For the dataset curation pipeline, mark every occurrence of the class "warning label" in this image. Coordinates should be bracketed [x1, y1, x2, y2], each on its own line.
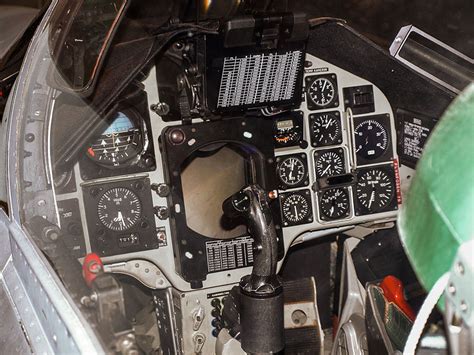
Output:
[206, 236, 254, 273]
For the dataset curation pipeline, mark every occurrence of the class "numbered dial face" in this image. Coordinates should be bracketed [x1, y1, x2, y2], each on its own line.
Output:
[311, 112, 342, 147]
[97, 187, 142, 231]
[315, 150, 345, 178]
[320, 188, 350, 220]
[277, 156, 307, 187]
[274, 118, 302, 147]
[356, 169, 394, 213]
[282, 193, 311, 225]
[354, 120, 388, 160]
[308, 77, 336, 107]
[87, 111, 144, 167]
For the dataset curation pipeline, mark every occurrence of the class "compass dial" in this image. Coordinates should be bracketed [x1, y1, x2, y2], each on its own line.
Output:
[310, 112, 342, 147]
[87, 110, 144, 167]
[319, 188, 350, 220]
[315, 149, 345, 178]
[354, 119, 388, 160]
[307, 77, 337, 108]
[97, 187, 142, 231]
[281, 192, 312, 226]
[277, 155, 308, 188]
[356, 169, 394, 213]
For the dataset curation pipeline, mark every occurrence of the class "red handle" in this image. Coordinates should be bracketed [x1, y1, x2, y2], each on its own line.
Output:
[82, 253, 104, 288]
[380, 275, 416, 321]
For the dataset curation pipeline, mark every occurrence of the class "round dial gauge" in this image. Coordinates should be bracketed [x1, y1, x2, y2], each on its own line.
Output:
[315, 150, 345, 178]
[320, 188, 350, 220]
[97, 187, 142, 231]
[356, 169, 394, 212]
[308, 77, 336, 107]
[277, 156, 307, 187]
[354, 120, 388, 160]
[274, 118, 302, 147]
[311, 112, 341, 147]
[282, 193, 310, 224]
[87, 110, 144, 167]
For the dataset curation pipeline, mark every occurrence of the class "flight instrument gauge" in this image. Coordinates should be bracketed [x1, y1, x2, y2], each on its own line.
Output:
[355, 168, 395, 214]
[314, 148, 346, 178]
[273, 113, 303, 148]
[310, 111, 342, 147]
[87, 109, 144, 167]
[276, 154, 309, 189]
[306, 74, 339, 110]
[280, 190, 313, 226]
[97, 187, 142, 231]
[354, 115, 391, 164]
[319, 188, 350, 221]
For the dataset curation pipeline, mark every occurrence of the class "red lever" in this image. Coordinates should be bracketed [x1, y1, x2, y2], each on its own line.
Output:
[380, 275, 416, 321]
[82, 253, 104, 288]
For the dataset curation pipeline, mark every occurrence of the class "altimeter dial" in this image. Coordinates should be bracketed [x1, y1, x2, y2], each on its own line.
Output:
[315, 149, 345, 178]
[277, 155, 308, 188]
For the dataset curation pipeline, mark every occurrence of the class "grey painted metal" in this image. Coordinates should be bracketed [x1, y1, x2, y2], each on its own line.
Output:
[0, 276, 33, 354]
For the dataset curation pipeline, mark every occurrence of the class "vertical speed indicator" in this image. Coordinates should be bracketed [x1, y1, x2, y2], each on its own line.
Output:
[97, 187, 142, 231]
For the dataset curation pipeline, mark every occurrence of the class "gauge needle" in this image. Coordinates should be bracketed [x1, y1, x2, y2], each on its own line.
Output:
[329, 206, 334, 216]
[321, 165, 331, 176]
[368, 191, 375, 209]
[116, 211, 125, 228]
[294, 206, 298, 219]
[324, 119, 333, 129]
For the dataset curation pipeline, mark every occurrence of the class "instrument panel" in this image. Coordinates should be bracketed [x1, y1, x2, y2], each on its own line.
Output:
[53, 53, 401, 292]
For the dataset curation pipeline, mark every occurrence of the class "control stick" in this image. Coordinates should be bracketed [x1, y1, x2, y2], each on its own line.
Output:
[222, 185, 284, 354]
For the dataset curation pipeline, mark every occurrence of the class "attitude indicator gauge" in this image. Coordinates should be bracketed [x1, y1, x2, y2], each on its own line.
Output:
[355, 168, 395, 214]
[306, 74, 339, 110]
[97, 187, 142, 231]
[280, 190, 313, 226]
[310, 111, 342, 147]
[87, 110, 144, 167]
[276, 154, 308, 189]
[319, 188, 350, 220]
[315, 149, 345, 178]
[273, 114, 303, 148]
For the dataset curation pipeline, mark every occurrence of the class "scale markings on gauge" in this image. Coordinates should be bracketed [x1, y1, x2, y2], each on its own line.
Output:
[97, 187, 142, 231]
[319, 188, 350, 220]
[280, 190, 313, 226]
[356, 168, 394, 213]
[315, 149, 345, 178]
[354, 119, 388, 160]
[310, 111, 342, 147]
[307, 76, 338, 108]
[277, 154, 308, 188]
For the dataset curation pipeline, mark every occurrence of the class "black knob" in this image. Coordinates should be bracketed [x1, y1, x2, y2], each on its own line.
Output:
[154, 206, 169, 220]
[151, 183, 170, 197]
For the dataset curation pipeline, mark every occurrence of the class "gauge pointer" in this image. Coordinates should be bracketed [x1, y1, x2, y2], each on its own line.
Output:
[321, 165, 331, 176]
[368, 191, 375, 209]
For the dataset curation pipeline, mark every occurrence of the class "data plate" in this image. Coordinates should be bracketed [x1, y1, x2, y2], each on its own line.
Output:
[396, 109, 437, 168]
[206, 236, 254, 273]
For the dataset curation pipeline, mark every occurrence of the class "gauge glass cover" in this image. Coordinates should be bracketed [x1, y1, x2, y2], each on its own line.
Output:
[354, 119, 388, 160]
[356, 169, 394, 212]
[315, 149, 345, 178]
[97, 187, 142, 231]
[319, 188, 350, 220]
[277, 155, 307, 187]
[311, 112, 342, 147]
[87, 111, 143, 166]
[308, 77, 336, 107]
[282, 193, 310, 224]
[274, 118, 302, 147]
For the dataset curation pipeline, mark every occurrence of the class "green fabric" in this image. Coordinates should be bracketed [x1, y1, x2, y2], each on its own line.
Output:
[398, 83, 474, 308]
